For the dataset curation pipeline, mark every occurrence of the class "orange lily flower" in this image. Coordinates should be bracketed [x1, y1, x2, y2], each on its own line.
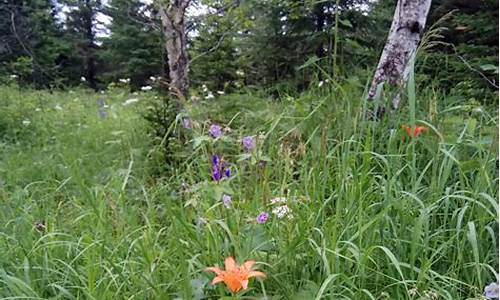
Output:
[205, 257, 266, 293]
[403, 125, 428, 138]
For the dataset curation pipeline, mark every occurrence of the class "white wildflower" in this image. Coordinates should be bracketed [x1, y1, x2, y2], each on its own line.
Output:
[423, 291, 438, 300]
[272, 205, 292, 219]
[10, 74, 18, 79]
[123, 98, 140, 106]
[206, 92, 214, 99]
[270, 197, 287, 205]
[141, 86, 152, 91]
[217, 91, 225, 95]
[236, 70, 245, 76]
[80, 76, 86, 82]
[318, 81, 324, 87]
[202, 84, 208, 92]
[22, 119, 31, 126]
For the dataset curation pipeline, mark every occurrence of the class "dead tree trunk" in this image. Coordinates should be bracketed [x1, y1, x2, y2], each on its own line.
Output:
[159, 0, 190, 100]
[367, 0, 432, 110]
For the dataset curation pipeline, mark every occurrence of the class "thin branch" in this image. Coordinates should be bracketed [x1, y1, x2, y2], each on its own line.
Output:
[189, 31, 230, 64]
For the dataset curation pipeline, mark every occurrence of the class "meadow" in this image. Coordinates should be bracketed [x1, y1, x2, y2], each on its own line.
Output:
[0, 80, 498, 299]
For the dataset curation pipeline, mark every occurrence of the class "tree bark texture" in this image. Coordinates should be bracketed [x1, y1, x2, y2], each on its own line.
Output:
[368, 0, 432, 109]
[159, 0, 190, 99]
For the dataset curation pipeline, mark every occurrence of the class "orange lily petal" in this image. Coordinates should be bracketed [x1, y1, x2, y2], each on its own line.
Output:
[212, 276, 224, 285]
[248, 271, 266, 278]
[241, 279, 249, 290]
[242, 260, 256, 271]
[224, 256, 237, 271]
[205, 267, 223, 275]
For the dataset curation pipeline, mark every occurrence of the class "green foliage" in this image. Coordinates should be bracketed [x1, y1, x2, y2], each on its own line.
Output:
[100, 0, 163, 90]
[0, 0, 69, 87]
[418, 0, 499, 102]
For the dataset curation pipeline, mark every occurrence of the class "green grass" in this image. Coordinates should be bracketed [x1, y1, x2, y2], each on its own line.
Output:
[0, 81, 498, 300]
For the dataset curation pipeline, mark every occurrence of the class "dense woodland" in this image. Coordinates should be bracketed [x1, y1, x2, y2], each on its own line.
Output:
[1, 0, 498, 98]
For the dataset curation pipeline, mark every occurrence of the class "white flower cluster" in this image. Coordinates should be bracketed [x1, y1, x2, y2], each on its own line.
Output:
[201, 84, 215, 99]
[141, 86, 152, 91]
[270, 197, 287, 205]
[119, 78, 130, 84]
[272, 205, 293, 219]
[270, 197, 293, 219]
[123, 98, 140, 106]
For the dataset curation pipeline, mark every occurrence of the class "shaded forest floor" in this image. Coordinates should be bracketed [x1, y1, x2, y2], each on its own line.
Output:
[0, 83, 498, 299]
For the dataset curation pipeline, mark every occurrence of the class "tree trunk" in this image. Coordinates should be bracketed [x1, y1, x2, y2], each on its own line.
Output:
[159, 0, 190, 100]
[368, 0, 432, 110]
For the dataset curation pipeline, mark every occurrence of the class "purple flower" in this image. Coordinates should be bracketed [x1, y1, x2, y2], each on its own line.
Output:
[183, 118, 191, 129]
[222, 194, 232, 208]
[212, 154, 231, 181]
[485, 282, 499, 299]
[256, 212, 269, 224]
[209, 124, 222, 138]
[241, 136, 255, 151]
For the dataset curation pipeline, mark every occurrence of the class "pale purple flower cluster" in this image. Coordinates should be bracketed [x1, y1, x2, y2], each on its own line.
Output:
[256, 212, 269, 224]
[242, 136, 255, 151]
[485, 282, 499, 299]
[209, 124, 222, 138]
[222, 194, 232, 208]
[183, 118, 191, 129]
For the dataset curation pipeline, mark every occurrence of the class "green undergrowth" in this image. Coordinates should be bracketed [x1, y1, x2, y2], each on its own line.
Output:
[0, 81, 498, 300]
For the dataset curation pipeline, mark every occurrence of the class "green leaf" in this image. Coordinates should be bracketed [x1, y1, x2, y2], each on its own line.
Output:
[479, 64, 499, 74]
[339, 19, 353, 28]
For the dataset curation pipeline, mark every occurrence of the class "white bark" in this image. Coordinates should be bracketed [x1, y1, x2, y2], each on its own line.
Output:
[159, 0, 191, 99]
[368, 0, 432, 109]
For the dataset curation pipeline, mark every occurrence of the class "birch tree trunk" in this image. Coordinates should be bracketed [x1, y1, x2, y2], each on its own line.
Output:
[368, 0, 432, 110]
[159, 0, 190, 100]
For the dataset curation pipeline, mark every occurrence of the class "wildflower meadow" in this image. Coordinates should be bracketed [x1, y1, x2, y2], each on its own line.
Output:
[0, 0, 498, 299]
[0, 74, 498, 299]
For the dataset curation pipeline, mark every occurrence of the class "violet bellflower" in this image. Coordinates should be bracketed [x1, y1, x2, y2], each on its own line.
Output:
[183, 118, 191, 129]
[222, 194, 232, 208]
[212, 154, 231, 181]
[209, 124, 222, 138]
[241, 136, 255, 151]
[485, 282, 499, 299]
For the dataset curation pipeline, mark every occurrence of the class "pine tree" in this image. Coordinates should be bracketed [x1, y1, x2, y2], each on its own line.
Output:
[64, 0, 104, 90]
[101, 0, 163, 89]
